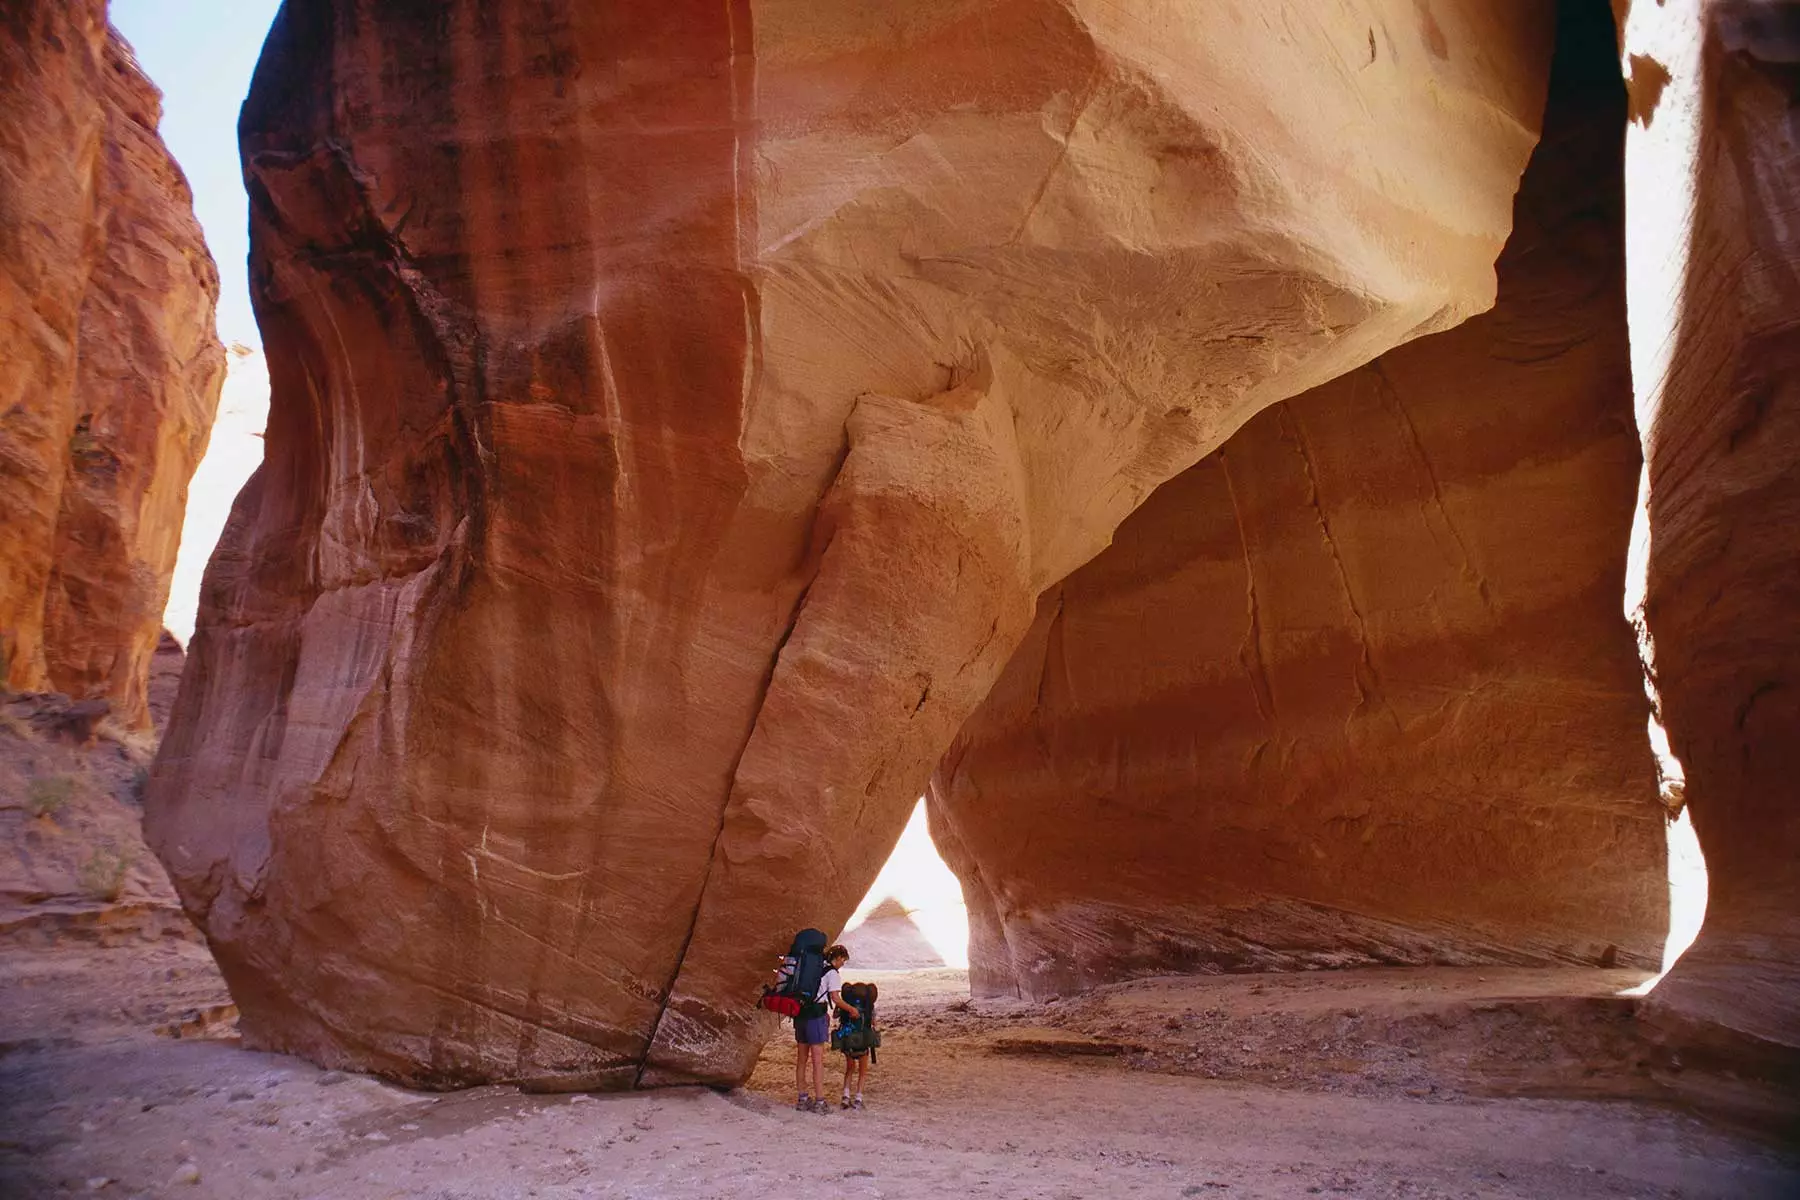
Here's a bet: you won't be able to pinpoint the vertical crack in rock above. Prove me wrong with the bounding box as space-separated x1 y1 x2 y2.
1370 360 1494 609
1218 451 1277 725
1031 592 1068 719
630 492 841 1086
1277 407 1402 733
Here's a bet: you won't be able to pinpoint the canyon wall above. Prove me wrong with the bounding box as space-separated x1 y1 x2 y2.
148 0 1559 1088
0 1 225 728
1620 0 1800 1084
930 0 1667 1000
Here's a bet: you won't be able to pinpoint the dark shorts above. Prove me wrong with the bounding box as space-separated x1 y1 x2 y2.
794 1015 830 1045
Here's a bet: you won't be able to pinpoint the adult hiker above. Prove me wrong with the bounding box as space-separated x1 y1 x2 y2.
769 934 860 1113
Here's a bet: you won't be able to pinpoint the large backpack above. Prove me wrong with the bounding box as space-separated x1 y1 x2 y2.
833 981 882 1062
761 928 829 1020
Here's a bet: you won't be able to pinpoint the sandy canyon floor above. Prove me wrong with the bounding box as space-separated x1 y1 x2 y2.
2 937 1797 1200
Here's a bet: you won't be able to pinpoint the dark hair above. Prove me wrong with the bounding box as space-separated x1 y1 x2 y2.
825 944 849 963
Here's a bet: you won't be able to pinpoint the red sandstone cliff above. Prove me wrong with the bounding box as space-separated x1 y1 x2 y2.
1619 0 1800 1095
931 2 1667 999
148 0 1559 1088
0 2 225 729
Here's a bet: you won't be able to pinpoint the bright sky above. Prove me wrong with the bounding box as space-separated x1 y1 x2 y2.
111 0 282 353
845 800 971 969
110 1 282 641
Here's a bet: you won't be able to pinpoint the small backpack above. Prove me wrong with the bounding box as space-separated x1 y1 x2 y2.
759 928 828 1019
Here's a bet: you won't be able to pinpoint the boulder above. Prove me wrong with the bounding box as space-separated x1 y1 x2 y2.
149 0 1558 1087
930 0 1667 999
0 4 226 729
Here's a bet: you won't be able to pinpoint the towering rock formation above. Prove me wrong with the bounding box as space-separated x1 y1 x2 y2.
1619 0 1800 1085
0 2 225 728
931 1 1666 1000
149 0 1561 1088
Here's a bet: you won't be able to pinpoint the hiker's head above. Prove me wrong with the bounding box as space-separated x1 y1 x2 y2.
825 944 849 967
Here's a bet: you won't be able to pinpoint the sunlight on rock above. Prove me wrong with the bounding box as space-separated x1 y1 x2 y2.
162 347 269 645
1659 806 1708 976
1619 710 1707 997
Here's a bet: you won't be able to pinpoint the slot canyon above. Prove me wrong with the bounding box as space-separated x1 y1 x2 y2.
2 0 1797 1179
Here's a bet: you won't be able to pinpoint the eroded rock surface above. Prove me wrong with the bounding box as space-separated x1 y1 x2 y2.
931 1 1667 1000
0 4 225 729
150 0 1558 1088
1620 0 1800 1087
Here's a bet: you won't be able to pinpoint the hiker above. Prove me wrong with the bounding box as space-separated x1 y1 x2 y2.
770 938 859 1113
835 980 879 1110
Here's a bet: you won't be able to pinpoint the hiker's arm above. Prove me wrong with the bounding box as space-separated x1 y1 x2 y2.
830 989 859 1017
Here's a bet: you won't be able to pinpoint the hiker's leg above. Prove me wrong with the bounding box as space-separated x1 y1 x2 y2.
793 1042 807 1098
856 1054 868 1091
809 1042 825 1097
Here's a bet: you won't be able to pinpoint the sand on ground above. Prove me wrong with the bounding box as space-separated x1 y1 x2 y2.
2 947 1796 1200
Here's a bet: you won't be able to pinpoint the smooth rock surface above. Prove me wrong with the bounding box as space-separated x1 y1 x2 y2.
1620 0 1800 1085
150 0 1558 1088
0 5 224 728
931 1 1668 1000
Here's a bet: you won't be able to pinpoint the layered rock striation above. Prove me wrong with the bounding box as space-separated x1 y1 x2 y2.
1620 0 1800 1082
149 0 1560 1087
0 2 225 728
931 1 1667 1000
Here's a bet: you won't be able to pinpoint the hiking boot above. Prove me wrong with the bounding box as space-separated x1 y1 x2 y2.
850 1096 864 1111
795 1094 811 1112
813 1097 833 1114
840 1096 853 1110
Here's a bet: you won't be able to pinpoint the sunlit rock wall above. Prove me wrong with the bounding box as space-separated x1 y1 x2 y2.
148 0 1557 1088
931 0 1666 999
0 2 224 728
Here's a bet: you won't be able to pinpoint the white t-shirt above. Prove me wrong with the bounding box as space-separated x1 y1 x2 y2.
779 959 843 1004
817 966 843 1004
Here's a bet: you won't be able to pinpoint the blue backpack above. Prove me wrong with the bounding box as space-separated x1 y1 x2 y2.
832 981 881 1061
765 928 828 1020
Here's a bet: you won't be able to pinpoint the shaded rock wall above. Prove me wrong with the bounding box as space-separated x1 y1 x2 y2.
931 0 1667 1000
1621 0 1800 1078
0 2 225 728
149 0 1559 1089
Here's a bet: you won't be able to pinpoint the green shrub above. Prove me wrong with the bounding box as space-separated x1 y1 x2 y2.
25 775 74 819
79 841 134 902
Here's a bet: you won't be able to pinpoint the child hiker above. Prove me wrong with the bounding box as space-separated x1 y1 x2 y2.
771 942 859 1113
835 980 878 1110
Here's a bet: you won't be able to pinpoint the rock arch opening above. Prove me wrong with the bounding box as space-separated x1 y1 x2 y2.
840 799 970 971
926 0 1677 1002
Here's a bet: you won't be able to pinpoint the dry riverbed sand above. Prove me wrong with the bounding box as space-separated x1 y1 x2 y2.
2 947 1797 1199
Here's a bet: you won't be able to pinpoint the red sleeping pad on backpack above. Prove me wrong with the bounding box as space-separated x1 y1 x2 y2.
758 927 827 1018
759 991 803 1017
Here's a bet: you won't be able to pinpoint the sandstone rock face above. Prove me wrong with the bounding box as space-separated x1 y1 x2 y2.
931 1 1668 1000
0 0 109 699
150 0 1558 1088
1620 0 1800 1071
0 4 225 729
